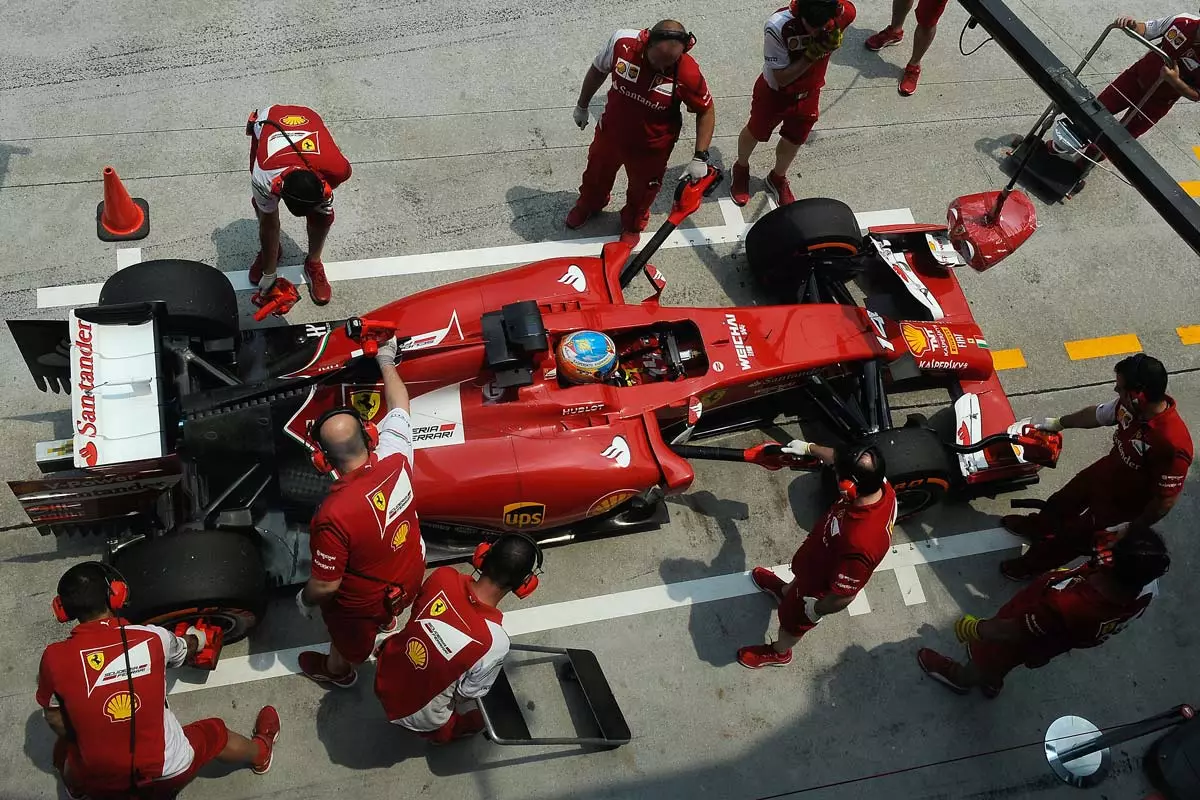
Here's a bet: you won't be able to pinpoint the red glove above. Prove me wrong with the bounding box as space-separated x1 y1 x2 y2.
175 621 224 671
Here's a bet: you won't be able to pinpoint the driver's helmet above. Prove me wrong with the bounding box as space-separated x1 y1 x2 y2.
556 330 618 384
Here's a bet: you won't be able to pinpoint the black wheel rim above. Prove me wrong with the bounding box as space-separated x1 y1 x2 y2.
896 488 934 521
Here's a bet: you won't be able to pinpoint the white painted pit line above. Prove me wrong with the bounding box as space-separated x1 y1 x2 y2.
167 526 1021 695
36 202 915 309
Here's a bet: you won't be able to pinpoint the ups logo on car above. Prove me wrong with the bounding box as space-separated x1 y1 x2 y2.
502 502 546 529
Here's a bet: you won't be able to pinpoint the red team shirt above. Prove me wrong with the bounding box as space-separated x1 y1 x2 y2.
790 480 897 599
1092 395 1193 506
1139 15 1200 93
970 563 1158 677
247 104 352 215
593 30 714 148
36 620 195 791
374 567 509 732
309 407 427 616
761 2 858 95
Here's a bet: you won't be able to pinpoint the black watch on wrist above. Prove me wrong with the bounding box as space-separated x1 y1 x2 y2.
694 149 710 162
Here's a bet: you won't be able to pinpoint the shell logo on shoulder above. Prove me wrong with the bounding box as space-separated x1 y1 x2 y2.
103 691 140 722
391 520 410 550
586 490 638 518
280 114 309 125
406 638 428 669
902 323 931 357
1165 26 1187 49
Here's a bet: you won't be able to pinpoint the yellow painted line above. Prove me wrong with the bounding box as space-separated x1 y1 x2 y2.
1193 146 1200 161
1180 180 1200 198
1178 325 1200 346
1064 333 1142 361
991 348 1027 370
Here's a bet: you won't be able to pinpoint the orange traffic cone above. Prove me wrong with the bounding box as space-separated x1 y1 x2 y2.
96 166 150 242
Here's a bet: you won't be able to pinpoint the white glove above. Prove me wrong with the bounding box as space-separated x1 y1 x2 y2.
781 439 814 456
375 335 399 368
1031 416 1064 432
803 596 823 624
296 588 317 619
572 105 590 130
685 158 708 182
185 625 206 651
257 272 278 293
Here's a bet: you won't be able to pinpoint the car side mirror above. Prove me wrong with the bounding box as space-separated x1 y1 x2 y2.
670 396 703 446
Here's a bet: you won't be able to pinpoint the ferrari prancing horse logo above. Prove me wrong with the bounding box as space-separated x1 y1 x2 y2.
87 652 105 671
350 390 382 421
373 491 387 512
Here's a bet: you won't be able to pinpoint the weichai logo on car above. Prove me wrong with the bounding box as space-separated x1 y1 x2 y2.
75 319 99 441
412 423 456 442
724 313 754 370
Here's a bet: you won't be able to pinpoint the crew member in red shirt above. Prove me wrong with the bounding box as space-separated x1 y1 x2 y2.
917 525 1169 697
567 19 716 245
37 562 279 799
1001 354 1192 580
862 0 950 96
296 335 427 687
246 104 352 306
1095 14 1200 142
374 534 543 743
730 0 856 207
738 441 897 669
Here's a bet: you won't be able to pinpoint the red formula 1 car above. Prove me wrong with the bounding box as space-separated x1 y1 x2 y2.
6 169 1056 641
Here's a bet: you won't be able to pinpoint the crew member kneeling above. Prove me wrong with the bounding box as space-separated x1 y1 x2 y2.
1000 354 1192 581
917 525 1170 697
296 336 427 687
37 563 278 799
738 441 896 669
374 534 543 743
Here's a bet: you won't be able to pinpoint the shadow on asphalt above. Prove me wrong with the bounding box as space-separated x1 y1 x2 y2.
209 218 305 276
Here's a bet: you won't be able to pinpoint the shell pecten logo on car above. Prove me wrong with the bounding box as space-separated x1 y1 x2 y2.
902 323 931 357
502 502 546 528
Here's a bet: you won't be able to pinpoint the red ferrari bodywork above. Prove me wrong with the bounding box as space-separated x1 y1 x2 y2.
279 229 1028 535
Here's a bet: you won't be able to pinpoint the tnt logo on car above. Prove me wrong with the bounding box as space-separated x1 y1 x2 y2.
502 502 546 528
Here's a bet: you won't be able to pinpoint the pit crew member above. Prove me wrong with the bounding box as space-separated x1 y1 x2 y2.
1001 354 1192 581
917 525 1169 697
374 534 543 743
37 562 279 799
296 336 427 687
862 0 949 96
1091 14 1200 145
567 19 716 245
738 441 896 668
246 104 352 305
729 0 856 207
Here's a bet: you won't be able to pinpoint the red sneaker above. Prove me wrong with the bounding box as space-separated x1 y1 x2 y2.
737 644 793 669
297 651 357 688
618 230 641 247
898 64 922 96
303 259 331 306
999 558 1037 582
765 171 795 206
249 245 283 286
251 705 281 775
1000 514 1039 540
750 567 786 604
865 27 904 51
916 648 970 695
730 163 751 206
565 203 594 230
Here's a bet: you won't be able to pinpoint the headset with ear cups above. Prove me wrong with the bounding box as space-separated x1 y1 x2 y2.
835 442 885 502
1120 352 1150 410
309 406 380 475
52 562 129 623
471 533 544 599
639 26 697 52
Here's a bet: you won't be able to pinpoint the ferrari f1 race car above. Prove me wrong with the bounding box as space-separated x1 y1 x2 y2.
6 169 1059 641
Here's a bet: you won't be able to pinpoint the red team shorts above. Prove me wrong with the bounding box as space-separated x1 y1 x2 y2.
323 604 390 664
747 75 821 144
777 584 821 638
55 718 228 799
915 0 949 27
